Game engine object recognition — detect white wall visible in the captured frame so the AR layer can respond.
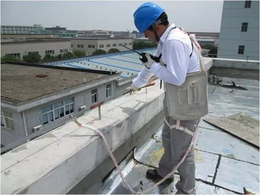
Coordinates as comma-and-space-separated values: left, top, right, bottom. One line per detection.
71, 38, 133, 56
217, 1, 259, 60
1, 41, 71, 59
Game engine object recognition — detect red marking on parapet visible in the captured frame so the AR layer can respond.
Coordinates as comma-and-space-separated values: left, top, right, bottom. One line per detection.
90, 101, 104, 110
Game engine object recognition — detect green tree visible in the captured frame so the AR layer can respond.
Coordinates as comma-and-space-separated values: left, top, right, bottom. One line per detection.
92, 49, 106, 56
108, 48, 120, 54
133, 41, 157, 50
72, 50, 86, 57
57, 54, 63, 60
23, 53, 41, 63
1, 54, 22, 63
41, 54, 59, 62
62, 52, 76, 59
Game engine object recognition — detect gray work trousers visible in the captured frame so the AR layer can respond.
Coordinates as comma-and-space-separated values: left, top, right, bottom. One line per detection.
157, 97, 199, 194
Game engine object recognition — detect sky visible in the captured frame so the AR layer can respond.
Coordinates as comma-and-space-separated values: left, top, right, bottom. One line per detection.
1, 1, 224, 32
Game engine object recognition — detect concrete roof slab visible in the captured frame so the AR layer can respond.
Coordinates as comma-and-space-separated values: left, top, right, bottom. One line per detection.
215, 156, 259, 193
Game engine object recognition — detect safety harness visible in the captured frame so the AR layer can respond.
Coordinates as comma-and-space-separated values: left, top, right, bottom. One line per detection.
157, 27, 200, 136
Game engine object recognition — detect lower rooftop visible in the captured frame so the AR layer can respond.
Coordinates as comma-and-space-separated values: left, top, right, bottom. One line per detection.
1, 58, 259, 194
1, 63, 118, 104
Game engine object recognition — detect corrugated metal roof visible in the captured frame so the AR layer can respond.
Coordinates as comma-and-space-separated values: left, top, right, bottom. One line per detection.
45, 49, 156, 78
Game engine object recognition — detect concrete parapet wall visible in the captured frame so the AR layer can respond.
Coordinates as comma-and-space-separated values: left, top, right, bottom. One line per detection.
213, 58, 259, 70
211, 58, 259, 80
1, 80, 164, 194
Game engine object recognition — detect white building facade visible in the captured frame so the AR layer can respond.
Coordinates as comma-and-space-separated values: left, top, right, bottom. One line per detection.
71, 38, 133, 56
1, 39, 71, 59
217, 0, 259, 60
1, 24, 46, 34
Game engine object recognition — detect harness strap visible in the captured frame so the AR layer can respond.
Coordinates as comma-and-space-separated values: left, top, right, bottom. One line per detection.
164, 117, 194, 136
189, 41, 194, 58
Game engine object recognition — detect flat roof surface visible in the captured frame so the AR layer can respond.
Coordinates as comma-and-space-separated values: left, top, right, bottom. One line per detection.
99, 77, 259, 194
1, 63, 113, 104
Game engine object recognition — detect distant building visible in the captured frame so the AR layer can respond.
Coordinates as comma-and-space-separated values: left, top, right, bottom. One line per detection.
134, 38, 153, 43
71, 37, 133, 56
45, 26, 78, 37
1, 24, 46, 34
130, 31, 139, 39
77, 30, 130, 38
217, 0, 259, 60
1, 62, 120, 153
1, 34, 60, 41
197, 38, 217, 47
187, 32, 219, 39
1, 39, 71, 59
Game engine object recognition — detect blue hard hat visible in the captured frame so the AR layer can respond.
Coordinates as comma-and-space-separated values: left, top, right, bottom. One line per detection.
133, 2, 164, 35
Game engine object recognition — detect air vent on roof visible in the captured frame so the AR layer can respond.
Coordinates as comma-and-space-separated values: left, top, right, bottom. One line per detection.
36, 74, 48, 78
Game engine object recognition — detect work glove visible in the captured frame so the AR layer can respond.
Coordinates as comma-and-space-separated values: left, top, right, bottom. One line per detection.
139, 53, 158, 69
126, 84, 140, 94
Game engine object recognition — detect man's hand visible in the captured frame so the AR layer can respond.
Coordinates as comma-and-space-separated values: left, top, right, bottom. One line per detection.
140, 53, 157, 69
126, 84, 140, 94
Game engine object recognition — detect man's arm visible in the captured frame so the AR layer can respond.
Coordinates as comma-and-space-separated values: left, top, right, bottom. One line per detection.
151, 40, 190, 86
132, 67, 154, 88
132, 45, 161, 88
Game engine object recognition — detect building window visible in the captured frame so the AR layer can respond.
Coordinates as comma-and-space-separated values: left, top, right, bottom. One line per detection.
91, 45, 95, 48
71, 44, 73, 48
60, 49, 68, 53
241, 23, 248, 32
129, 43, 132, 45
106, 44, 111, 47
64, 98, 74, 115
124, 43, 127, 46
119, 43, 122, 46
106, 84, 112, 97
42, 97, 74, 125
88, 45, 91, 48
7, 53, 20, 59
54, 102, 64, 120
1, 111, 15, 131
238, 45, 245, 54
28, 51, 39, 55
244, 0, 251, 8
100, 44, 104, 48
91, 89, 98, 103
77, 45, 84, 48
45, 50, 55, 54
113, 44, 116, 47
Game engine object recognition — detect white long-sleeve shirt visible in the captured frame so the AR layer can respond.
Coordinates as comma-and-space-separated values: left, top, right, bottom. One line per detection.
133, 24, 201, 88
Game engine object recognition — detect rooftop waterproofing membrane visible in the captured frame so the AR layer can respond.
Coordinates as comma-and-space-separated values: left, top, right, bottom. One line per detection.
98, 77, 259, 194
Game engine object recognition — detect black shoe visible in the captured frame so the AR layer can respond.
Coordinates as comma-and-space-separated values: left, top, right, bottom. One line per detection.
146, 169, 174, 183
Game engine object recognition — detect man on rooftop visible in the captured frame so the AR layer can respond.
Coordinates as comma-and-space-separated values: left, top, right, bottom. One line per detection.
128, 2, 208, 194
